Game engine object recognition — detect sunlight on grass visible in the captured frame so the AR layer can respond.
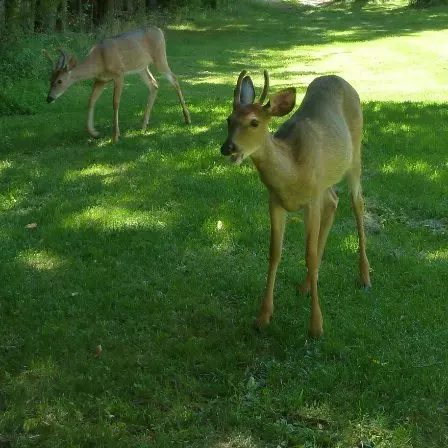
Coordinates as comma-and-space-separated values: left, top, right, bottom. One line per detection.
202, 217, 237, 254
381, 157, 439, 179
168, 23, 206, 31
92, 137, 116, 148
64, 205, 172, 230
16, 358, 57, 387
214, 434, 255, 448
424, 248, 448, 262
2, 2, 448, 446
282, 31, 448, 102
0, 159, 13, 174
18, 249, 68, 271
341, 234, 358, 253
343, 414, 412, 448
64, 163, 132, 181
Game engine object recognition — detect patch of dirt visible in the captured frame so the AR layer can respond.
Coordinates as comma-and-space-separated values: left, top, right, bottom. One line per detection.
365, 199, 447, 236
364, 210, 384, 234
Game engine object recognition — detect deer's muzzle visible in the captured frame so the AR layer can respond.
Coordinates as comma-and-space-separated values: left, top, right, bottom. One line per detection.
47, 95, 55, 103
220, 139, 236, 156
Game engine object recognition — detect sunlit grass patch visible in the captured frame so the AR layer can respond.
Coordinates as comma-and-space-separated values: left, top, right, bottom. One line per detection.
340, 234, 359, 253
213, 434, 256, 448
340, 414, 412, 448
381, 156, 438, 177
18, 249, 68, 271
64, 163, 133, 181
423, 248, 448, 261
0, 159, 13, 174
64, 205, 172, 230
1, 1, 448, 447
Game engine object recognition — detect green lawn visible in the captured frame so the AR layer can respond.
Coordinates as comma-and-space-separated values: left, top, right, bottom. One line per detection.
1, 1, 447, 447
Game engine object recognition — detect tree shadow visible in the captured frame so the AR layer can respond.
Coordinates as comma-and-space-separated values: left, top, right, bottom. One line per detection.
1, 2, 448, 443
1, 96, 447, 446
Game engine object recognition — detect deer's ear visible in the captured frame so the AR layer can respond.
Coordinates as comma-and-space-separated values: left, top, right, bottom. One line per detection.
41, 49, 55, 69
264, 88, 296, 117
68, 55, 77, 70
240, 76, 256, 105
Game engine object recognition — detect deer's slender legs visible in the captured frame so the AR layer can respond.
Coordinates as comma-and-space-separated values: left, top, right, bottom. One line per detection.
139, 68, 159, 131
304, 201, 323, 338
299, 187, 339, 294
87, 79, 107, 138
164, 71, 191, 125
347, 171, 371, 288
112, 76, 124, 143
256, 198, 286, 327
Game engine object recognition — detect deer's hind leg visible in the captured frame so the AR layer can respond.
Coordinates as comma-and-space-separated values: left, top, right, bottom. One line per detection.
140, 68, 159, 131
299, 187, 339, 295
111, 75, 124, 143
164, 71, 191, 125
347, 165, 371, 289
304, 201, 325, 338
87, 79, 107, 138
154, 56, 191, 125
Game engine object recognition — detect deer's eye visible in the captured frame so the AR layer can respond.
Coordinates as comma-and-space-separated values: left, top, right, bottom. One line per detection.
250, 119, 259, 128
57, 80, 62, 84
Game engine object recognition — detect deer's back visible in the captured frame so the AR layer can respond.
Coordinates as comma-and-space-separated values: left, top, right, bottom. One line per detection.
95, 26, 166, 74
275, 75, 362, 188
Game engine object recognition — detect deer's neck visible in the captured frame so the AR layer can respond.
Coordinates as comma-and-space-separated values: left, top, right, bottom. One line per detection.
70, 51, 104, 82
251, 134, 295, 184
250, 133, 310, 211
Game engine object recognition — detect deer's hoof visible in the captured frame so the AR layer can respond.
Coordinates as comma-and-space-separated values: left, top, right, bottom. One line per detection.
360, 278, 372, 290
309, 311, 324, 339
254, 308, 273, 329
308, 325, 324, 339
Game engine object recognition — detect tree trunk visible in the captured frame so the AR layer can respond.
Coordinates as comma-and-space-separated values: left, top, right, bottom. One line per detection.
28, 0, 36, 32
0, 0, 6, 32
45, 4, 57, 31
77, 0, 82, 30
5, 0, 19, 32
146, 0, 157, 10
57, 0, 67, 31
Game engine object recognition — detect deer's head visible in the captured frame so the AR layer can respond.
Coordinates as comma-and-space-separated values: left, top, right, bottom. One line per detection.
42, 49, 77, 103
221, 70, 296, 165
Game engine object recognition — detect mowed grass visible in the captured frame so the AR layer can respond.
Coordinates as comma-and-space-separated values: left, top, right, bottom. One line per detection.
1, 1, 448, 447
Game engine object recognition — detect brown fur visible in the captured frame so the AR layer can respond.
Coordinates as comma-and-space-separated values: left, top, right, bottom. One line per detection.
44, 26, 191, 143
222, 72, 371, 338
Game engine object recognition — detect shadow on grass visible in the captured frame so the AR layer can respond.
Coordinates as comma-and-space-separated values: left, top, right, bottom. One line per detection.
4, 0, 447, 118
1, 97, 447, 445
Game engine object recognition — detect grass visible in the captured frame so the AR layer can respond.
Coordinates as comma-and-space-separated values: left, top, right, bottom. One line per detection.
1, 1, 448, 446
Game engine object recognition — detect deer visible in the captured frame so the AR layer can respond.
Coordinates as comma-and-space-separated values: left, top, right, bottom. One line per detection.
42, 26, 191, 143
220, 70, 371, 338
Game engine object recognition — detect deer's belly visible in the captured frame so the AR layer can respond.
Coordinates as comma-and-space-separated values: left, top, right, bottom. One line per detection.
96, 72, 114, 82
273, 185, 313, 212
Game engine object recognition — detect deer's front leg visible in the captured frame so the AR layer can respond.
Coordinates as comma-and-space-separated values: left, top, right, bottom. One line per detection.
304, 202, 323, 338
87, 80, 106, 138
299, 187, 338, 294
255, 198, 286, 328
112, 76, 124, 143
